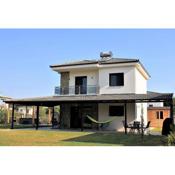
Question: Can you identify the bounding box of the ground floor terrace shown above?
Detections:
[4,91,174,134]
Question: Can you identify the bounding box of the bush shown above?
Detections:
[0,108,8,124]
[167,124,175,146]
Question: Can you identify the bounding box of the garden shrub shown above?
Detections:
[167,124,175,146]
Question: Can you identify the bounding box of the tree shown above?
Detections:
[0,107,8,124]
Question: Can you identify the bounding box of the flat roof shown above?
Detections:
[4,91,173,106]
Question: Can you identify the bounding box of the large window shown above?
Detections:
[109,73,124,86]
[109,106,124,116]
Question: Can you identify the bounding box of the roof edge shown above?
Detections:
[50,61,98,68]
[138,60,151,78]
[50,59,140,69]
[4,91,173,104]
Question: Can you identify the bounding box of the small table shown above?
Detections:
[128,121,142,134]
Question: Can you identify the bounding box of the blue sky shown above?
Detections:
[0,29,174,98]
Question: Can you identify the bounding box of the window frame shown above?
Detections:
[160,111,164,119]
[109,73,124,87]
[156,111,159,119]
[156,111,164,119]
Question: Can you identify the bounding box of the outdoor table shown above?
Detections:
[128,121,142,134]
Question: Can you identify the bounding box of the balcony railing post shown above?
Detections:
[79,86,80,94]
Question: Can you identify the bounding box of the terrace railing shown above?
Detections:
[54,85,99,95]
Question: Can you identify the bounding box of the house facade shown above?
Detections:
[51,52,150,131]
[4,52,174,132]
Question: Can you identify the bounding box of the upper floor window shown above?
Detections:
[109,73,124,86]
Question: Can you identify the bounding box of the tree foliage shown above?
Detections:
[0,107,8,124]
[167,125,175,146]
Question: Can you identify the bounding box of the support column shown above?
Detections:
[32,106,35,126]
[52,106,55,128]
[11,103,15,129]
[80,104,84,132]
[36,105,39,130]
[7,104,10,124]
[25,106,28,117]
[170,99,174,124]
[124,103,127,134]
[81,116,84,131]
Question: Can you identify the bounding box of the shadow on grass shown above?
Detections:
[63,132,164,146]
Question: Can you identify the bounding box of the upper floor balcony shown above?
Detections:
[54,85,99,96]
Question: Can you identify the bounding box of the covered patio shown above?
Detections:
[4,91,174,134]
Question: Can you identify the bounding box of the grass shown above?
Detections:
[151,127,162,132]
[0,129,166,146]
[0,124,52,129]
[0,124,33,129]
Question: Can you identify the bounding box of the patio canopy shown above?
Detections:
[4,91,174,131]
[4,91,173,106]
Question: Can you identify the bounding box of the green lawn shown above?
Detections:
[151,127,162,132]
[0,129,167,146]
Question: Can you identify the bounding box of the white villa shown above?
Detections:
[5,52,173,132]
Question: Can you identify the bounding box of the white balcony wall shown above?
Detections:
[69,70,99,87]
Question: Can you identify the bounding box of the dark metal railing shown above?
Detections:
[54,85,99,95]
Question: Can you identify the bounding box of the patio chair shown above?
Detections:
[122,120,135,133]
[133,121,141,134]
[143,121,151,134]
[52,118,59,129]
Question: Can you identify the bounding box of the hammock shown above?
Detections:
[86,115,117,124]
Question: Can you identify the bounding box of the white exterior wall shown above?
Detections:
[62,64,148,95]
[98,66,136,94]
[148,102,164,107]
[134,68,147,124]
[135,68,147,94]
[98,103,136,131]
[69,70,99,87]
[135,103,147,125]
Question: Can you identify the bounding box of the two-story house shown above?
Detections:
[50,52,172,131]
[4,52,174,132]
